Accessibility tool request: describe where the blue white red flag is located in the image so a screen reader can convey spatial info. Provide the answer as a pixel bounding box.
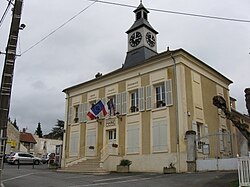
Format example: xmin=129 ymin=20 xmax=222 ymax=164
xmin=87 ymin=100 xmax=107 ymax=120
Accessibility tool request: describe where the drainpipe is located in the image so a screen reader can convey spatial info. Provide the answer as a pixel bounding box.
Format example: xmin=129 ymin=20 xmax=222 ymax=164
xmin=61 ymin=92 xmax=69 ymax=168
xmin=171 ymin=52 xmax=180 ymax=172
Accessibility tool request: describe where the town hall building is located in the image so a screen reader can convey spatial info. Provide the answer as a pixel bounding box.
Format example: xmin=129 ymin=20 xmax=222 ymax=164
xmin=61 ymin=3 xmax=246 ymax=173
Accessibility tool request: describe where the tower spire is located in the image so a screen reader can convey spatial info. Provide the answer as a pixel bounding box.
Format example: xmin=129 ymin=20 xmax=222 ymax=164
xmin=124 ymin=3 xmax=158 ymax=69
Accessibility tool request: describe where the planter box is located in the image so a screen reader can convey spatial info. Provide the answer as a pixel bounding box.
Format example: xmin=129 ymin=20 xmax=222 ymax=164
xmin=117 ymin=165 xmax=129 ymax=173
xmin=163 ymin=167 xmax=176 ymax=174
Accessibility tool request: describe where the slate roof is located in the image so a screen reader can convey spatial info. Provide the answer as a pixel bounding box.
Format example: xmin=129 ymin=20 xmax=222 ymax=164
xmin=123 ymin=46 xmax=157 ymax=69
xmin=20 ymin=132 xmax=37 ymax=144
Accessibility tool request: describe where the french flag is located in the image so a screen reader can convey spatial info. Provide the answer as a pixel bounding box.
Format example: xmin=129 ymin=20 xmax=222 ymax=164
xmin=87 ymin=100 xmax=108 ymax=120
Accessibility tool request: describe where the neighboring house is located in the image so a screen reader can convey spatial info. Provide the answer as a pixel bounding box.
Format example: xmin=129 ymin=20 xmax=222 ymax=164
xmin=19 ymin=129 xmax=37 ymax=153
xmin=6 ymin=122 xmax=20 ymax=154
xmin=61 ymin=3 xmax=247 ymax=173
xmin=33 ymin=135 xmax=63 ymax=157
xmin=230 ymin=97 xmax=250 ymax=156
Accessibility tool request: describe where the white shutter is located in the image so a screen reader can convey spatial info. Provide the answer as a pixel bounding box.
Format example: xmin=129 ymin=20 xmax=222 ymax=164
xmin=159 ymin=121 xmax=168 ymax=151
xmin=165 ymin=80 xmax=173 ymax=106
xmin=146 ymin=85 xmax=152 ymax=110
xmin=121 ymin=92 xmax=127 ymax=115
xmin=127 ymin=124 xmax=139 ymax=153
xmin=116 ymin=93 xmax=122 ymax=114
xmin=68 ymin=106 xmax=73 ymax=125
xmin=70 ymin=132 xmax=79 ymax=156
xmin=83 ymin=102 xmax=88 ymax=122
xmin=79 ymin=104 xmax=83 ymax=122
xmin=152 ymin=124 xmax=159 ymax=151
xmin=152 ymin=120 xmax=168 ymax=152
xmin=138 ymin=87 xmax=145 ymax=111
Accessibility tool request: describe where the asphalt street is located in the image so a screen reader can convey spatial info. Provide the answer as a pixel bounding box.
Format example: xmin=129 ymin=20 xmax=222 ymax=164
xmin=1 ymin=164 xmax=238 ymax=187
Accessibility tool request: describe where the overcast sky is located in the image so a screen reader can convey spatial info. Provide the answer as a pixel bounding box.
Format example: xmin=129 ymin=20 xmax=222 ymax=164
xmin=0 ymin=0 xmax=249 ymax=134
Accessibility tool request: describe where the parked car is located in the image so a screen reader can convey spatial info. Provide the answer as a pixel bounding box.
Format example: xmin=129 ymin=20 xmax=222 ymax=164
xmin=7 ymin=152 xmax=41 ymax=165
xmin=41 ymin=153 xmax=55 ymax=164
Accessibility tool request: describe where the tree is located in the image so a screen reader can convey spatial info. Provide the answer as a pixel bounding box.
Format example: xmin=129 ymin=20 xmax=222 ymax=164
xmin=35 ymin=122 xmax=43 ymax=138
xmin=44 ymin=119 xmax=64 ymax=140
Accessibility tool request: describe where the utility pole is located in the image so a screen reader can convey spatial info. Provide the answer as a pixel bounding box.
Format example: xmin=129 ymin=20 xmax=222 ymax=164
xmin=0 ymin=0 xmax=23 ymax=184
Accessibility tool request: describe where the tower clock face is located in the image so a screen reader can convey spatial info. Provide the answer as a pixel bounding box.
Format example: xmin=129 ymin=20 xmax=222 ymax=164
xmin=146 ymin=32 xmax=156 ymax=47
xmin=129 ymin=31 xmax=142 ymax=47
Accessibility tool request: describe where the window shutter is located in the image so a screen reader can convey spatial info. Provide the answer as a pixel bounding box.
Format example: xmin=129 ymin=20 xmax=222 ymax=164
xmin=138 ymin=87 xmax=145 ymax=111
xmin=79 ymin=104 xmax=83 ymax=122
xmin=68 ymin=106 xmax=73 ymax=125
xmin=152 ymin=120 xmax=167 ymax=152
xmin=127 ymin=124 xmax=139 ymax=153
xmin=146 ymin=85 xmax=152 ymax=110
xmin=165 ymin=80 xmax=173 ymax=106
xmin=83 ymin=102 xmax=88 ymax=122
xmin=70 ymin=132 xmax=79 ymax=156
xmin=121 ymin=92 xmax=127 ymax=115
xmin=159 ymin=121 xmax=168 ymax=151
xmin=116 ymin=93 xmax=122 ymax=114
xmin=152 ymin=124 xmax=159 ymax=151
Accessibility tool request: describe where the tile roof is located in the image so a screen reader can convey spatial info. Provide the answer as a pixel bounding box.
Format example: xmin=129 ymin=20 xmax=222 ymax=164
xmin=20 ymin=132 xmax=37 ymax=143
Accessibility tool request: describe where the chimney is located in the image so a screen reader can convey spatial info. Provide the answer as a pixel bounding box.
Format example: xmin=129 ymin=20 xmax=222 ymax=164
xmin=245 ymin=88 xmax=250 ymax=116
xmin=22 ymin=128 xmax=26 ymax=133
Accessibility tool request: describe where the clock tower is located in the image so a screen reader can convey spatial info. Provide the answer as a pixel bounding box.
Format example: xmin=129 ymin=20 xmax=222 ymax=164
xmin=124 ymin=3 xmax=158 ymax=69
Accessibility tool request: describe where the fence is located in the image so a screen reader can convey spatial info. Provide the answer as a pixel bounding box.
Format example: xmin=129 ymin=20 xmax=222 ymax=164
xmin=196 ymin=132 xmax=233 ymax=159
xmin=238 ymin=157 xmax=250 ymax=187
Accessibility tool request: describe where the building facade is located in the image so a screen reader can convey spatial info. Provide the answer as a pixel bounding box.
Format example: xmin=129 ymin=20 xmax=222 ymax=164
xmin=62 ymin=3 xmax=242 ymax=172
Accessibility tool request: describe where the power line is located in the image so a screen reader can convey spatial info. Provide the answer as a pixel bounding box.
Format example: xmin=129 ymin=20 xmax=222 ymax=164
xmin=0 ymin=0 xmax=13 ymax=28
xmin=21 ymin=0 xmax=250 ymax=56
xmin=87 ymin=0 xmax=250 ymax=23
xmin=21 ymin=0 xmax=99 ymax=55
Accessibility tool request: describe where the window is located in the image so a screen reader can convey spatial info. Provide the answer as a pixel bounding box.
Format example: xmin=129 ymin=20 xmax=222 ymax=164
xmin=192 ymin=121 xmax=208 ymax=151
xmin=130 ymin=90 xmax=139 ymax=113
xmin=108 ymin=129 xmax=116 ymax=140
xmin=74 ymin=105 xmax=79 ymax=122
xmin=155 ymin=84 xmax=166 ymax=108
xmin=152 ymin=120 xmax=168 ymax=152
xmin=127 ymin=124 xmax=140 ymax=154
xmin=107 ymin=97 xmax=116 ymax=116
xmin=116 ymin=92 xmax=127 ymax=115
xmin=219 ymin=128 xmax=230 ymax=152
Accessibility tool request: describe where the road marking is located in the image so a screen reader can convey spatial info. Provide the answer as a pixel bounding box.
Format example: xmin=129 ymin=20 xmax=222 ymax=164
xmin=93 ymin=175 xmax=143 ymax=182
xmin=2 ymin=173 xmax=34 ymax=182
xmin=65 ymin=175 xmax=94 ymax=179
xmin=69 ymin=175 xmax=162 ymax=187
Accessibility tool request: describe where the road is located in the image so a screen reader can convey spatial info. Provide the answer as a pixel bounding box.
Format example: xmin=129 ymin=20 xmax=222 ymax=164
xmin=2 ymin=164 xmax=238 ymax=187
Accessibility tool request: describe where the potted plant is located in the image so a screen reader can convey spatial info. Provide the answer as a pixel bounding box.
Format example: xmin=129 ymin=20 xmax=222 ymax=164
xmin=163 ymin=163 xmax=176 ymax=174
xmin=89 ymin=146 xmax=94 ymax=149
xmin=49 ymin=161 xmax=59 ymax=169
xmin=112 ymin=143 xmax=118 ymax=148
xmin=117 ymin=159 xmax=132 ymax=173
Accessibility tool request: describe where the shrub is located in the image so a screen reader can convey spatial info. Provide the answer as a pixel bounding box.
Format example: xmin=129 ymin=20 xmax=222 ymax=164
xmin=119 ymin=159 xmax=132 ymax=166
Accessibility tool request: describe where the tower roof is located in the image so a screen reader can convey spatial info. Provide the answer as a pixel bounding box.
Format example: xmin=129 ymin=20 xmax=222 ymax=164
xmin=126 ymin=3 xmax=158 ymax=34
